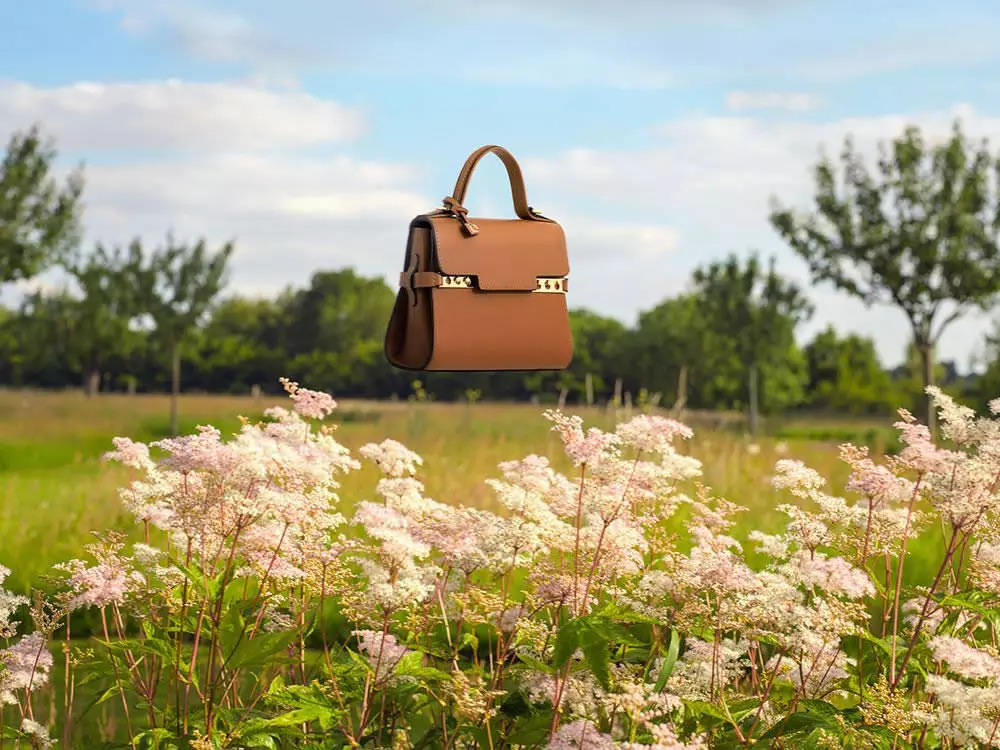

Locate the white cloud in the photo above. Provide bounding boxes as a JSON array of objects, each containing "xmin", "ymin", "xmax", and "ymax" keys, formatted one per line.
[
  {"xmin": 10, "ymin": 75, "xmax": 997, "ymax": 371},
  {"xmin": 567, "ymin": 222, "xmax": 679, "ymax": 260},
  {"xmin": 0, "ymin": 80, "xmax": 366, "ymax": 151},
  {"xmin": 92, "ymin": 0, "xmax": 307, "ymax": 69},
  {"xmin": 74, "ymin": 152, "xmax": 426, "ymax": 290},
  {"xmin": 524, "ymin": 103, "xmax": 1000, "ymax": 369},
  {"xmin": 725, "ymin": 91, "xmax": 824, "ymax": 112},
  {"xmin": 74, "ymin": 153, "xmax": 680, "ymax": 297},
  {"xmin": 0, "ymin": 79, "xmax": 676, "ymax": 312}
]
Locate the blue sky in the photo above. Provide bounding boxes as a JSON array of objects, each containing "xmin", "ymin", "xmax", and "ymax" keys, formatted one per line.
[{"xmin": 4, "ymin": 0, "xmax": 1000, "ymax": 371}]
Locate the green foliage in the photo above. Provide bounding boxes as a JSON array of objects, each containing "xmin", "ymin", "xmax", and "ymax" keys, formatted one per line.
[
  {"xmin": 0, "ymin": 123, "xmax": 84, "ymax": 284},
  {"xmin": 689, "ymin": 252, "xmax": 813, "ymax": 419},
  {"xmin": 62, "ymin": 241, "xmax": 147, "ymax": 393},
  {"xmin": 127, "ymin": 233, "xmax": 235, "ymax": 432},
  {"xmin": 6, "ymin": 387, "xmax": 1000, "ymax": 748},
  {"xmin": 129, "ymin": 233, "xmax": 235, "ymax": 348},
  {"xmin": 804, "ymin": 326, "xmax": 896, "ymax": 414},
  {"xmin": 771, "ymin": 118, "xmax": 1000, "ymax": 429},
  {"xmin": 625, "ymin": 294, "xmax": 705, "ymax": 408}
]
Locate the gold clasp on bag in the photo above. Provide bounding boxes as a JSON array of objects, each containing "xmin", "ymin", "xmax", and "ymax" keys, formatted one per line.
[
  {"xmin": 434, "ymin": 274, "xmax": 568, "ymax": 293},
  {"xmin": 534, "ymin": 277, "xmax": 568, "ymax": 293}
]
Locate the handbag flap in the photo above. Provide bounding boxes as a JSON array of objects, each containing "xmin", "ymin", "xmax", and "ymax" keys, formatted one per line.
[{"xmin": 426, "ymin": 215, "xmax": 569, "ymax": 291}]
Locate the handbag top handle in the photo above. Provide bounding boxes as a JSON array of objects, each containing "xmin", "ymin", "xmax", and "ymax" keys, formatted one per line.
[{"xmin": 440, "ymin": 145, "xmax": 547, "ymax": 234}]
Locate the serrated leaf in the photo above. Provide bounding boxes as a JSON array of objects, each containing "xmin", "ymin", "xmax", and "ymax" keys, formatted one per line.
[
  {"xmin": 459, "ymin": 631, "xmax": 479, "ymax": 653},
  {"xmin": 133, "ymin": 727, "xmax": 175, "ymax": 749},
  {"xmin": 268, "ymin": 673, "xmax": 286, "ymax": 695},
  {"xmin": 240, "ymin": 734, "xmax": 278, "ymax": 749},
  {"xmin": 516, "ymin": 651, "xmax": 556, "ymax": 675},
  {"xmin": 684, "ymin": 699, "xmax": 730, "ymax": 722},
  {"xmin": 728, "ymin": 697, "xmax": 761, "ymax": 722},
  {"xmin": 799, "ymin": 699, "xmax": 839, "ymax": 717},
  {"xmin": 552, "ymin": 619, "xmax": 582, "ymax": 669},
  {"xmin": 579, "ymin": 615, "xmax": 642, "ymax": 646},
  {"xmin": 394, "ymin": 650, "xmax": 451, "ymax": 681},
  {"xmin": 758, "ymin": 709, "xmax": 837, "ymax": 740},
  {"xmin": 578, "ymin": 620, "xmax": 611, "ymax": 690},
  {"xmin": 506, "ymin": 712, "xmax": 554, "ymax": 744},
  {"xmin": 226, "ymin": 629, "xmax": 296, "ymax": 671}
]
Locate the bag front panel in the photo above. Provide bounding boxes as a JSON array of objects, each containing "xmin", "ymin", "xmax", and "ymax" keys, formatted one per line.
[
  {"xmin": 425, "ymin": 289, "xmax": 573, "ymax": 371},
  {"xmin": 428, "ymin": 216, "xmax": 569, "ymax": 290}
]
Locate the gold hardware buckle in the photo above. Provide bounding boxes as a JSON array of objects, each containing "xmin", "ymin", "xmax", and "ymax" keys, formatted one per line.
[{"xmin": 437, "ymin": 275, "xmax": 568, "ymax": 293}]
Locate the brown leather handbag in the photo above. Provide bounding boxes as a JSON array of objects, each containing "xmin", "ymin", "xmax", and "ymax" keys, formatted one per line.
[{"xmin": 384, "ymin": 145, "xmax": 573, "ymax": 372}]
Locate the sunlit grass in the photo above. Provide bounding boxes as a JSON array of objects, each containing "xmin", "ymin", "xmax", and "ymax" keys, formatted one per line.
[{"xmin": 0, "ymin": 389, "xmax": 932, "ymax": 598}]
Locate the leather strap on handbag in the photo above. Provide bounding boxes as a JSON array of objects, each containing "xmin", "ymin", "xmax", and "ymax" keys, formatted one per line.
[{"xmin": 384, "ymin": 145, "xmax": 573, "ymax": 372}]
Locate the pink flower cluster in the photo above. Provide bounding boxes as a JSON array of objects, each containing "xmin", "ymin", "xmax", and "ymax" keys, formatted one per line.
[{"xmin": 21, "ymin": 379, "xmax": 1000, "ymax": 747}]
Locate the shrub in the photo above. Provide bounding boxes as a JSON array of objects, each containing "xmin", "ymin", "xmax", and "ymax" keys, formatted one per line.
[{"xmin": 2, "ymin": 380, "xmax": 1000, "ymax": 748}]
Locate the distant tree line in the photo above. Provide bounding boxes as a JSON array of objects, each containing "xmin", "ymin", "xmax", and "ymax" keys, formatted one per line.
[{"xmin": 4, "ymin": 120, "xmax": 1000, "ymax": 432}]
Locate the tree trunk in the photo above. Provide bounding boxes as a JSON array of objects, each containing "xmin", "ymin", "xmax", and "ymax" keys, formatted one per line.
[
  {"xmin": 83, "ymin": 369, "xmax": 100, "ymax": 398},
  {"xmin": 170, "ymin": 341, "xmax": 181, "ymax": 436},
  {"xmin": 918, "ymin": 341, "xmax": 936, "ymax": 437},
  {"xmin": 748, "ymin": 362, "xmax": 759, "ymax": 437}
]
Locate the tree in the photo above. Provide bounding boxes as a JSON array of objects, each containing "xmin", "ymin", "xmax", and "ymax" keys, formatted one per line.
[
  {"xmin": 188, "ymin": 295, "xmax": 291, "ymax": 393},
  {"xmin": 626, "ymin": 294, "xmax": 710, "ymax": 411},
  {"xmin": 770, "ymin": 119, "xmax": 1000, "ymax": 434},
  {"xmin": 130, "ymin": 234, "xmax": 234, "ymax": 435},
  {"xmin": 523, "ymin": 309, "xmax": 628, "ymax": 404},
  {"xmin": 64, "ymin": 242, "xmax": 145, "ymax": 396},
  {"xmin": 803, "ymin": 326, "xmax": 895, "ymax": 414},
  {"xmin": 7, "ymin": 290, "xmax": 79, "ymax": 387},
  {"xmin": 691, "ymin": 252, "xmax": 813, "ymax": 433},
  {"xmin": 282, "ymin": 269, "xmax": 399, "ymax": 397},
  {"xmin": 0, "ymin": 124, "xmax": 84, "ymax": 284}
]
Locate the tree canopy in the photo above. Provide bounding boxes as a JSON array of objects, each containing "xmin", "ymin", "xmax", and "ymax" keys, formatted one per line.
[
  {"xmin": 0, "ymin": 124, "xmax": 84, "ymax": 284},
  {"xmin": 770, "ymin": 120, "xmax": 1000, "ymax": 431}
]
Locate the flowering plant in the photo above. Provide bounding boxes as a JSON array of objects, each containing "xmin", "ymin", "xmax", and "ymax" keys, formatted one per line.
[{"xmin": 3, "ymin": 380, "xmax": 1000, "ymax": 748}]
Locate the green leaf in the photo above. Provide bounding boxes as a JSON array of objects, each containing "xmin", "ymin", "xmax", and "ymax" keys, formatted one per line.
[
  {"xmin": 798, "ymin": 699, "xmax": 839, "ymax": 717},
  {"xmin": 578, "ymin": 620, "xmax": 611, "ymax": 690},
  {"xmin": 654, "ymin": 628, "xmax": 681, "ymax": 692},
  {"xmin": 552, "ymin": 619, "xmax": 582, "ymax": 669},
  {"xmin": 134, "ymin": 728, "xmax": 176, "ymax": 749},
  {"xmin": 584, "ymin": 615, "xmax": 643, "ymax": 646},
  {"xmin": 758, "ymin": 705, "xmax": 839, "ymax": 740},
  {"xmin": 226, "ymin": 629, "xmax": 296, "ymax": 671},
  {"xmin": 591, "ymin": 601, "xmax": 659, "ymax": 625},
  {"xmin": 459, "ymin": 631, "xmax": 479, "ymax": 653},
  {"xmin": 516, "ymin": 651, "xmax": 556, "ymax": 675},
  {"xmin": 684, "ymin": 699, "xmax": 730, "ymax": 723},
  {"xmin": 267, "ymin": 673, "xmax": 286, "ymax": 695},
  {"xmin": 240, "ymin": 734, "xmax": 278, "ymax": 749},
  {"xmin": 394, "ymin": 650, "xmax": 451, "ymax": 682},
  {"xmin": 506, "ymin": 712, "xmax": 554, "ymax": 744},
  {"xmin": 219, "ymin": 603, "xmax": 247, "ymax": 661},
  {"xmin": 728, "ymin": 697, "xmax": 762, "ymax": 722}
]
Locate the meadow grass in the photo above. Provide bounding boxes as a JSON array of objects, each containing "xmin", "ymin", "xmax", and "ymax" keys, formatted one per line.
[{"xmin": 0, "ymin": 388, "xmax": 939, "ymax": 599}]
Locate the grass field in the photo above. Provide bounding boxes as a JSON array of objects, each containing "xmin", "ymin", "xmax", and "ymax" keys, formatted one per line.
[{"xmin": 0, "ymin": 387, "xmax": 929, "ymax": 600}]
